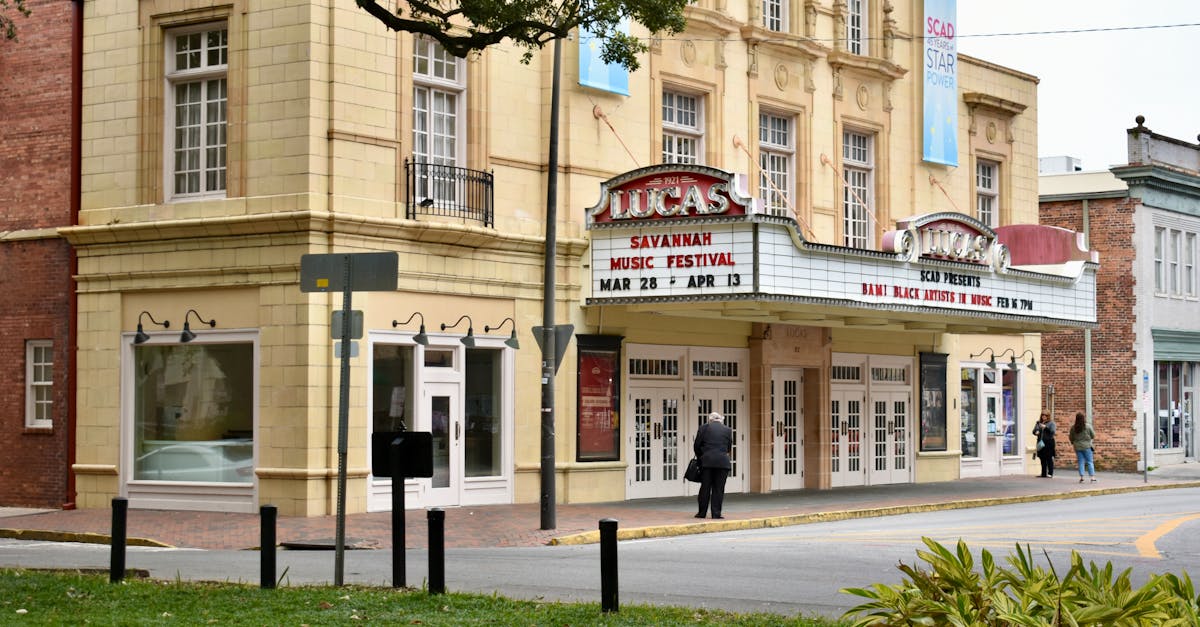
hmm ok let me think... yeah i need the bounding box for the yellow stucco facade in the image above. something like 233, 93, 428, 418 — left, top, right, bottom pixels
66, 0, 1089, 516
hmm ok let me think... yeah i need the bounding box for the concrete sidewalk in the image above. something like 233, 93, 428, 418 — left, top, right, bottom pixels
3, 469, 1199, 551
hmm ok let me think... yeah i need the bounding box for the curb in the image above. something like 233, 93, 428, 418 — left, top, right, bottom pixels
548, 481, 1200, 546
0, 528, 172, 548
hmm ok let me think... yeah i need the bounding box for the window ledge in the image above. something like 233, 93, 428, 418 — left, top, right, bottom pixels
23, 425, 53, 434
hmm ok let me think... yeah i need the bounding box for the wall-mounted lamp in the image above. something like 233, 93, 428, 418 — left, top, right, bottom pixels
441, 315, 475, 348
392, 312, 429, 346
484, 317, 520, 349
180, 309, 216, 343
134, 311, 169, 344
1017, 349, 1037, 371
969, 347, 996, 369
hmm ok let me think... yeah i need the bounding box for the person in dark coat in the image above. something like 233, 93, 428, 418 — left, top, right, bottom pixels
694, 411, 733, 519
1033, 410, 1057, 478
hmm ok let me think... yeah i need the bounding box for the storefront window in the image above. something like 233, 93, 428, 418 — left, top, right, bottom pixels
1156, 361, 1194, 449
133, 343, 254, 483
960, 368, 978, 457
372, 344, 415, 433
1001, 369, 1016, 455
465, 348, 501, 477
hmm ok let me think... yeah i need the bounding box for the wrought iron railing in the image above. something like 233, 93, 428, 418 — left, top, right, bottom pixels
405, 159, 494, 228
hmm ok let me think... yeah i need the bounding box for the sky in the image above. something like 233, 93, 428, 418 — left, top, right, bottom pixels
955, 1, 1200, 171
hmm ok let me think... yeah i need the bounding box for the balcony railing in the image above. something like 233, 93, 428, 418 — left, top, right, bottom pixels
405, 159, 494, 228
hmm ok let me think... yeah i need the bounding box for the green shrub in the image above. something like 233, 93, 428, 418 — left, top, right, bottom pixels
840, 537, 1199, 626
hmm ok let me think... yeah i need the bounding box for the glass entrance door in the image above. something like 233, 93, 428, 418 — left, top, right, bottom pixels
831, 389, 865, 487
771, 368, 804, 491
424, 381, 462, 506
626, 386, 684, 499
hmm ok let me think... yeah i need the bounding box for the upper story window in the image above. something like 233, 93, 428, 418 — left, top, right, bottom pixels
847, 0, 868, 55
842, 129, 875, 248
1155, 225, 1199, 298
763, 0, 786, 32
166, 24, 227, 200
1155, 226, 1165, 293
26, 340, 53, 429
662, 90, 703, 165
412, 37, 467, 202
759, 111, 794, 217
976, 159, 999, 227
1186, 233, 1197, 298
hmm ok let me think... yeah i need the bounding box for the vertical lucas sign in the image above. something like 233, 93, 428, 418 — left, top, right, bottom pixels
922, 0, 958, 166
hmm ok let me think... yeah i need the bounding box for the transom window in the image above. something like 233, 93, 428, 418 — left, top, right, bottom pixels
847, 0, 868, 55
759, 111, 794, 217
763, 0, 785, 32
842, 129, 875, 248
26, 340, 53, 428
166, 24, 227, 199
662, 90, 703, 164
976, 159, 998, 227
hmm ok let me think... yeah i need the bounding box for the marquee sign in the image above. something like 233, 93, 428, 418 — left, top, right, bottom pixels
587, 163, 753, 225
882, 213, 1010, 272
585, 166, 1098, 328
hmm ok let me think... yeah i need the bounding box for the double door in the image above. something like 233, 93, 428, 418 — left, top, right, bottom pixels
830, 389, 911, 487
625, 386, 743, 499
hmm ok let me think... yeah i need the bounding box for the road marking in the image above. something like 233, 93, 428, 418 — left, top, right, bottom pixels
1134, 512, 1200, 559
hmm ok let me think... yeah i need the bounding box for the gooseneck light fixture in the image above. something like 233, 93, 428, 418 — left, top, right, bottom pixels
1017, 349, 1037, 371
392, 312, 430, 346
969, 347, 1028, 370
180, 309, 216, 343
134, 311, 169, 344
441, 315, 475, 348
484, 317, 520, 349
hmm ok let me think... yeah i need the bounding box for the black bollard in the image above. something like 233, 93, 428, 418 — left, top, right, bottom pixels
428, 508, 445, 594
110, 497, 127, 583
600, 518, 619, 613
260, 505, 277, 589
391, 439, 405, 588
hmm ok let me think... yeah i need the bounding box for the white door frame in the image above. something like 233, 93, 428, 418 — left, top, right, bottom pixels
771, 367, 805, 491
832, 354, 913, 487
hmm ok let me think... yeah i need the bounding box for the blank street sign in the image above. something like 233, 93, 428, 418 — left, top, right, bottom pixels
300, 252, 399, 293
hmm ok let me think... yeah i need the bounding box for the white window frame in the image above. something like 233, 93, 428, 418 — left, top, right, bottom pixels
975, 159, 999, 228
412, 37, 467, 202
759, 110, 794, 217
26, 340, 53, 429
847, 0, 868, 55
164, 23, 228, 201
1155, 226, 1166, 294
842, 128, 875, 248
1169, 229, 1181, 295
662, 90, 704, 165
763, 0, 786, 32
1186, 232, 1197, 298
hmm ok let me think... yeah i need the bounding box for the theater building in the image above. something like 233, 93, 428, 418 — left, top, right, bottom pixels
64, 0, 1096, 515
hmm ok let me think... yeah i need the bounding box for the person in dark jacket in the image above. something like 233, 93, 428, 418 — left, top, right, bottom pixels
694, 411, 733, 519
1032, 410, 1056, 478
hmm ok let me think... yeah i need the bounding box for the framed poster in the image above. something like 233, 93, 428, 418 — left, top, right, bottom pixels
920, 352, 948, 451
576, 335, 622, 461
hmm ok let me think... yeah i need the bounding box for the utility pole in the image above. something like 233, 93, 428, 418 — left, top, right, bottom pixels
539, 37, 563, 530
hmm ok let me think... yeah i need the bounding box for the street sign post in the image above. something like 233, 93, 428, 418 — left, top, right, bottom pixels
300, 252, 398, 585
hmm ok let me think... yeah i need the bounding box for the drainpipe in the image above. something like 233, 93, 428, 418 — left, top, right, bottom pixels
1082, 199, 1092, 425
64, 0, 84, 510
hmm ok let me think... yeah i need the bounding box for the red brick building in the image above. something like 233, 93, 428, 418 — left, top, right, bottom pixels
1040, 118, 1200, 473
0, 0, 80, 508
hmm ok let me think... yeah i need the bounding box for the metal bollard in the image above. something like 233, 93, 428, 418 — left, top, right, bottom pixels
428, 508, 445, 594
600, 518, 619, 613
260, 505, 277, 589
110, 497, 128, 583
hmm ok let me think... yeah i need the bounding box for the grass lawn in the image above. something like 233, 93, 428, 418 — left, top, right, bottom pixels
1, 568, 846, 625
